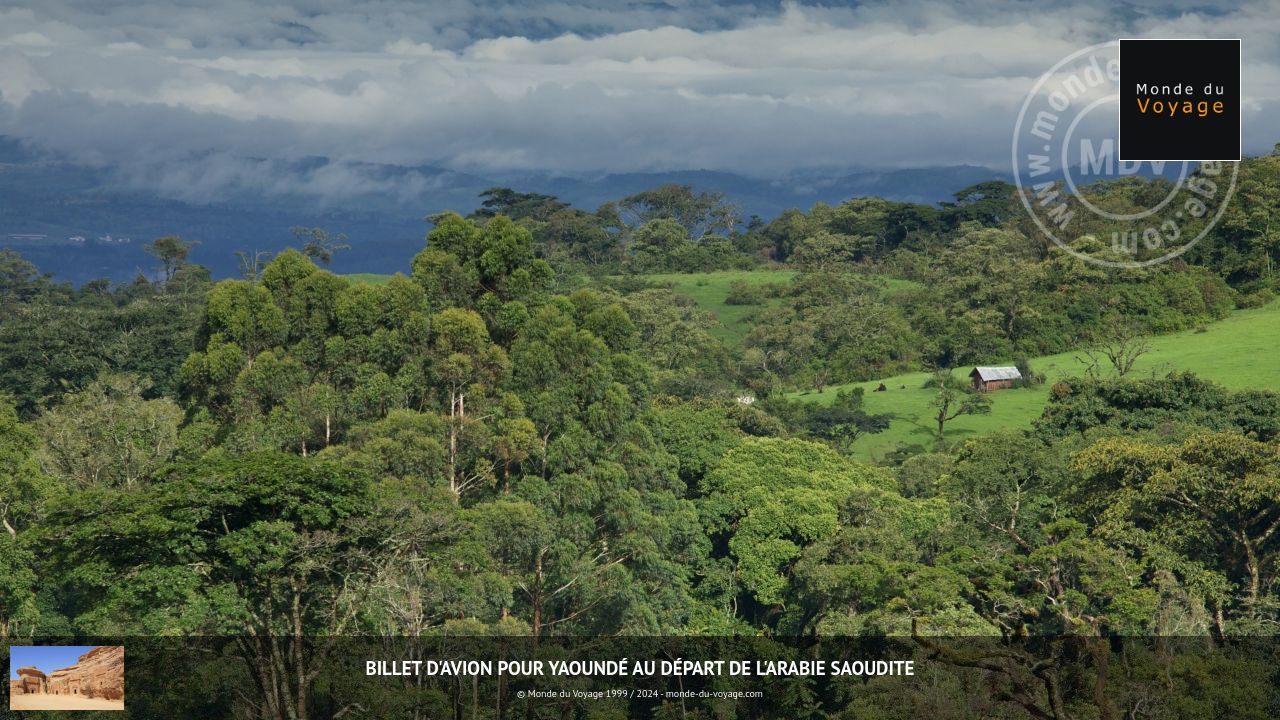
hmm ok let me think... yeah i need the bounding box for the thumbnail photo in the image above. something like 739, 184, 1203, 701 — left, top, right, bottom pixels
9, 646, 124, 712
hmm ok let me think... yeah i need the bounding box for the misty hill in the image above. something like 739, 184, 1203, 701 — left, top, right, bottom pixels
0, 137, 1005, 283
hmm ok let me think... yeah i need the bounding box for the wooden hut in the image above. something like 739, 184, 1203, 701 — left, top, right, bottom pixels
969, 366, 1022, 392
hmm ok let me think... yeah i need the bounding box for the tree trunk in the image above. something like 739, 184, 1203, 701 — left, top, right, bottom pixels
531, 552, 544, 639
1088, 638, 1117, 720
448, 391, 465, 498
1242, 532, 1261, 611
292, 583, 308, 720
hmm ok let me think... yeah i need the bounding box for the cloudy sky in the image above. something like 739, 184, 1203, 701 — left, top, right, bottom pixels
2, 0, 1279, 187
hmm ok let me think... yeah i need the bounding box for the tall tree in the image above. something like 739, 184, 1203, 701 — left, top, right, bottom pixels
1077, 432, 1280, 631
46, 452, 376, 720
291, 227, 351, 267
429, 308, 511, 499
36, 374, 183, 489
615, 184, 738, 238
144, 235, 198, 282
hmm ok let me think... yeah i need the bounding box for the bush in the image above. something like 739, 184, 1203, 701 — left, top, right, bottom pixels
1238, 288, 1276, 309
921, 371, 969, 390
1014, 356, 1045, 387
724, 280, 768, 305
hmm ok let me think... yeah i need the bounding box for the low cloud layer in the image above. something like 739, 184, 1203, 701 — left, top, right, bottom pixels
2, 0, 1279, 201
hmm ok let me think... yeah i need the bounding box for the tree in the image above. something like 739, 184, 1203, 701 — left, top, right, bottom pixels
46, 452, 376, 720
1094, 314, 1152, 377
469, 187, 568, 222
1036, 372, 1280, 442
144, 235, 198, 283
202, 279, 287, 363
615, 183, 738, 239
932, 432, 1164, 720
931, 369, 991, 440
1076, 432, 1280, 631
1201, 152, 1280, 283
429, 308, 511, 499
701, 437, 894, 609
235, 249, 274, 282
791, 230, 864, 270
0, 395, 51, 638
35, 374, 183, 489
939, 181, 1017, 227
626, 218, 695, 272
534, 208, 617, 266
0, 249, 44, 307
0, 531, 38, 639
782, 481, 969, 636
412, 212, 553, 312
0, 283, 201, 419
797, 388, 891, 452
291, 227, 351, 266
0, 397, 50, 538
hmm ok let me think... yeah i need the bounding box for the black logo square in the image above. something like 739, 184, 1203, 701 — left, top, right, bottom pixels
1119, 39, 1240, 161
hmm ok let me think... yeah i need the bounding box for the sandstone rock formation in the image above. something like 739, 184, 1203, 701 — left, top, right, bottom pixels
10, 647, 124, 700
11, 666, 47, 694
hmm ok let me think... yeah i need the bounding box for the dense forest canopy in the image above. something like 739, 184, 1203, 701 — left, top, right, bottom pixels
3, 151, 1280, 719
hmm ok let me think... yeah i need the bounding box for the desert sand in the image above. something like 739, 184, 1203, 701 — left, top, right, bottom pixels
10, 695, 125, 711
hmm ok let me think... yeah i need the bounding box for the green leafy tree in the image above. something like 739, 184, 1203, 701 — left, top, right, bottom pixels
36, 374, 183, 489
291, 226, 350, 266
202, 279, 287, 362
144, 235, 198, 282
701, 437, 894, 610
0, 397, 49, 537
46, 452, 375, 719
797, 388, 892, 452
1036, 372, 1280, 442
430, 308, 512, 499
931, 370, 992, 440
0, 398, 48, 639
413, 213, 553, 313
470, 187, 568, 222
615, 183, 738, 239
1077, 432, 1280, 632
0, 249, 45, 307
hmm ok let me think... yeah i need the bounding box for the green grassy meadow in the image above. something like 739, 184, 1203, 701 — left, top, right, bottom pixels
639, 270, 795, 342
792, 300, 1280, 462
639, 270, 919, 344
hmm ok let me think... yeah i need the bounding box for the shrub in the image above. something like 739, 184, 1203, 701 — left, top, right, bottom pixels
1014, 356, 1045, 387
725, 280, 767, 305
1238, 288, 1275, 309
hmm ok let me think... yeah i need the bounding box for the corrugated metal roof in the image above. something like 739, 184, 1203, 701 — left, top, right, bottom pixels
971, 366, 1022, 381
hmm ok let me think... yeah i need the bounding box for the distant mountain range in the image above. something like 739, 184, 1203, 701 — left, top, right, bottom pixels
0, 136, 1006, 283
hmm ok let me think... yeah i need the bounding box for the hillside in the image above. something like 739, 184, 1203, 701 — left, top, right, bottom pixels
635, 270, 795, 343
635, 270, 920, 345
793, 300, 1280, 462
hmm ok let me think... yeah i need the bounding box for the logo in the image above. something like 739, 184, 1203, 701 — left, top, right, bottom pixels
1119, 39, 1241, 162
1012, 41, 1238, 268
